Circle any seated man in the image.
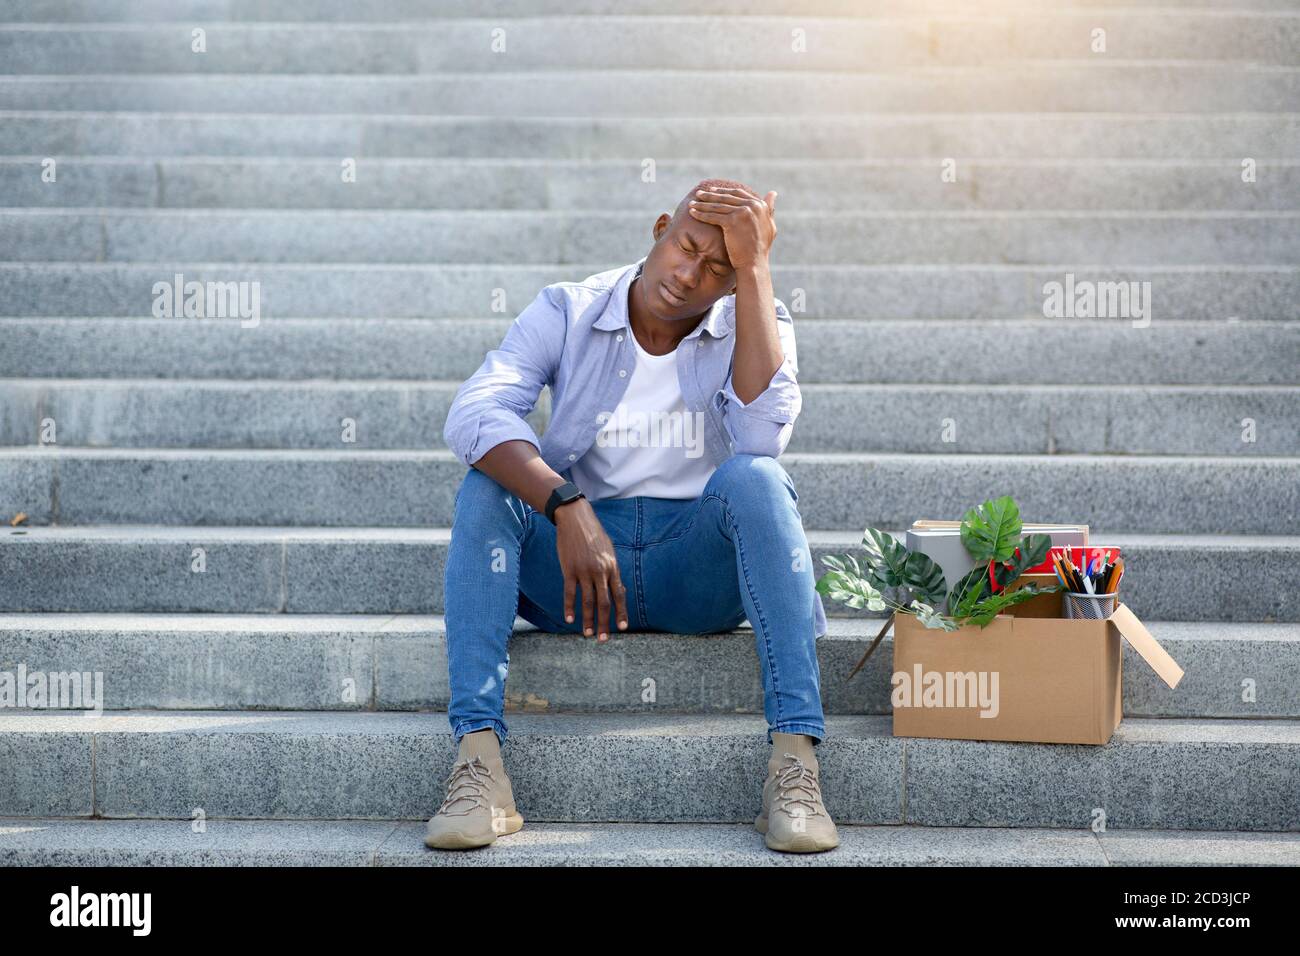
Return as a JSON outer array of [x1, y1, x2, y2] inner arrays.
[[426, 178, 835, 854]]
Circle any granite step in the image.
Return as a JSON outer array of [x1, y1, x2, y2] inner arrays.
[[3, 157, 1299, 212], [3, 66, 1296, 114], [0, 613, 1293, 718], [5, 209, 1295, 266], [2, 449, 1297, 534], [1, 262, 1292, 319], [8, 0, 1300, 23], [0, 710, 1295, 829], [2, 817, 1296, 867], [3, 318, 1296, 386], [0, 525, 1293, 621], [6, 112, 1294, 159], [3, 15, 1297, 73], [1, 381, 1294, 456]]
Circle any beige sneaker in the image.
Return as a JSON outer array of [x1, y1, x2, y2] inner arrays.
[[754, 732, 840, 853], [424, 728, 524, 850]]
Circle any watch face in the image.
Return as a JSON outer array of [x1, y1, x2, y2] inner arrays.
[[547, 483, 582, 522]]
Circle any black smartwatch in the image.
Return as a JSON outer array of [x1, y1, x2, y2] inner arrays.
[[544, 481, 586, 524]]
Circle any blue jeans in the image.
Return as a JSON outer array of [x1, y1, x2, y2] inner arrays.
[[444, 453, 827, 749]]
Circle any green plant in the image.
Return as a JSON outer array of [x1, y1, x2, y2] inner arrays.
[[816, 496, 1062, 677]]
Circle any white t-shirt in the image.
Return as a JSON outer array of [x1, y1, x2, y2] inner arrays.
[[569, 329, 716, 500]]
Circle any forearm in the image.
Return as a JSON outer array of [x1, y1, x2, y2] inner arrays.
[[472, 440, 569, 513], [476, 440, 627, 638], [729, 262, 784, 404]]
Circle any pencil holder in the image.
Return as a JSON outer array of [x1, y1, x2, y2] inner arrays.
[[1064, 591, 1118, 620]]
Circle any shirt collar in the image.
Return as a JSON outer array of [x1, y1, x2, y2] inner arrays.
[[592, 256, 734, 339]]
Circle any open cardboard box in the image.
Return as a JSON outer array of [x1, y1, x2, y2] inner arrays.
[[891, 576, 1185, 745]]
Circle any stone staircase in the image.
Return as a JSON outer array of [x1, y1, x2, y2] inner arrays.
[[0, 0, 1297, 866]]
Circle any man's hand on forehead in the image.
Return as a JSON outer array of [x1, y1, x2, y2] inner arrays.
[[687, 184, 778, 272]]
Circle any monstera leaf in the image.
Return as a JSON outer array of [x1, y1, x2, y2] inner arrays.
[[1014, 533, 1053, 572], [991, 532, 1054, 588], [816, 557, 888, 612], [960, 496, 1022, 563], [948, 564, 991, 618], [899, 554, 948, 607], [821, 553, 860, 577], [859, 528, 912, 588], [962, 585, 1056, 627], [910, 600, 960, 632], [859, 528, 947, 605]]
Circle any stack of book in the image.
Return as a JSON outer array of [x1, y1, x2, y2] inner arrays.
[[904, 520, 1090, 612]]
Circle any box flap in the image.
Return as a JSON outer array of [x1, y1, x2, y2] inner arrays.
[[1110, 603, 1184, 689]]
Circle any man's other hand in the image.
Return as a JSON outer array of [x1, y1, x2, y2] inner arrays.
[[555, 499, 629, 642]]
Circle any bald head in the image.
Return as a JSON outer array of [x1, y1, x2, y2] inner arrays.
[[668, 177, 758, 229]]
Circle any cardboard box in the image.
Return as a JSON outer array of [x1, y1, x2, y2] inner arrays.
[[891, 600, 1183, 745]]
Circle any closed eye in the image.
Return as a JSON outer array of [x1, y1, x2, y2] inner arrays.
[[681, 240, 728, 278]]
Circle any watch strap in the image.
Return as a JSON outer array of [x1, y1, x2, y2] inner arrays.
[[545, 481, 585, 524]]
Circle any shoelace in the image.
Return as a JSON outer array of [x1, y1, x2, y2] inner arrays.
[[436, 755, 496, 817], [770, 753, 825, 820]]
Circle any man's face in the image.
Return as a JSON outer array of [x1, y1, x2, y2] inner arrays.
[[637, 210, 735, 322]]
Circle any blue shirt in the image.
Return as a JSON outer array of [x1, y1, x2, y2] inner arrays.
[[444, 255, 828, 636]]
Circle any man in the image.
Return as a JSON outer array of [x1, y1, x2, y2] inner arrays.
[[426, 178, 837, 854]]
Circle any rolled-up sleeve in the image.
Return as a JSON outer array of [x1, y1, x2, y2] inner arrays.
[[716, 297, 802, 459], [443, 286, 565, 466]]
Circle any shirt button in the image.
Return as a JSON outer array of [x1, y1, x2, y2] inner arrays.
[[697, 341, 703, 348], [618, 369, 627, 377], [568, 453, 576, 461], [616, 334, 623, 341]]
